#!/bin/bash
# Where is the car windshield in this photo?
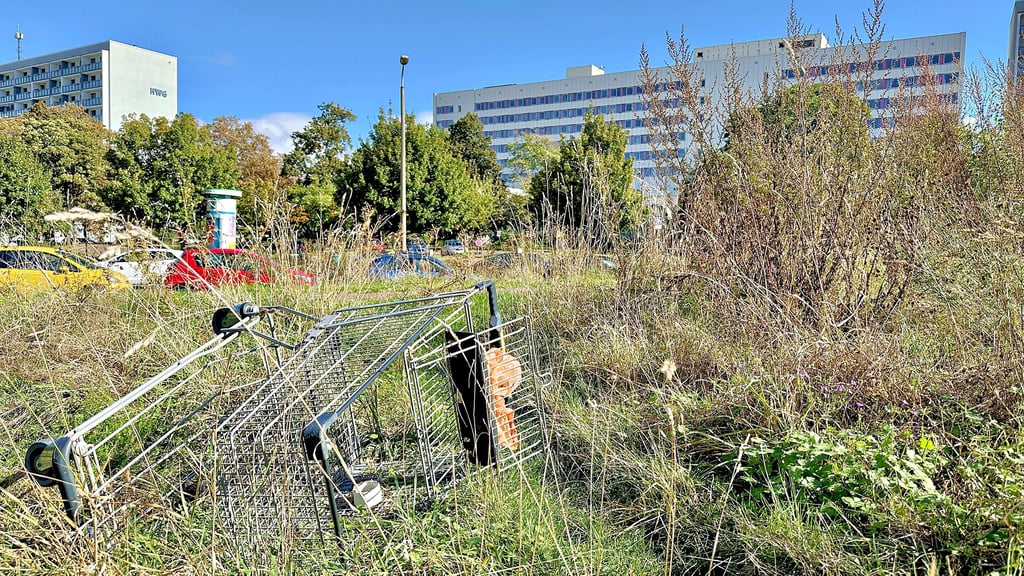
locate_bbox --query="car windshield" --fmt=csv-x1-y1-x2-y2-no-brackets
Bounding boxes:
205,252,276,272
57,251,96,270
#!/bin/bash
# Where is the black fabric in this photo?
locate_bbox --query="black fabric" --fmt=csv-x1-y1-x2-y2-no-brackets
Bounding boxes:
446,330,494,466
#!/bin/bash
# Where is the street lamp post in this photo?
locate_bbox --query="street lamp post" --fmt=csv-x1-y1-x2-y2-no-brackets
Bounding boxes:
400,54,409,253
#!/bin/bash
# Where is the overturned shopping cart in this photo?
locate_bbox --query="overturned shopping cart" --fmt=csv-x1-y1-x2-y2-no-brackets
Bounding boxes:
24,281,549,547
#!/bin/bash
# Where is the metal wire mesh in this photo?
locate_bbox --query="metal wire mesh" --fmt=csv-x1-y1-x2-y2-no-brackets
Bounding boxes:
26,283,550,551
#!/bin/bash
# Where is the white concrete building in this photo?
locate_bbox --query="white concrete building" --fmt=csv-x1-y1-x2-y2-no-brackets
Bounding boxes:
434,32,965,196
0,40,177,131
1012,2,1024,76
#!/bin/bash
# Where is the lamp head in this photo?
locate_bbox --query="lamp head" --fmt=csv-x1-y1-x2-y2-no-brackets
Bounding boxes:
400,55,409,66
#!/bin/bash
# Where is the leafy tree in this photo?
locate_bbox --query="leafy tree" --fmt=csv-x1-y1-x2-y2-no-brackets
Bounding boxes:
282,102,356,185
340,110,495,235
280,102,356,237
506,133,559,191
447,113,503,183
529,113,645,238
19,103,110,210
208,116,285,238
725,82,871,164
0,130,57,235
102,114,239,231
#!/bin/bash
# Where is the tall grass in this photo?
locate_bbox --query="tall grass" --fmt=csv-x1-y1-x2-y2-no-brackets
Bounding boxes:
3,4,1024,574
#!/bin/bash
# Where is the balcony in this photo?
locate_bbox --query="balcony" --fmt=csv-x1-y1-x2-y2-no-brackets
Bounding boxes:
0,61,101,88
79,97,102,107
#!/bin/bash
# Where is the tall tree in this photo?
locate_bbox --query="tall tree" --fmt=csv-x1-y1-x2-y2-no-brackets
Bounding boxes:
506,133,559,191
282,102,356,185
280,102,356,237
340,110,495,235
447,113,503,183
529,113,645,238
19,103,110,210
102,114,239,231
208,116,284,237
0,130,57,236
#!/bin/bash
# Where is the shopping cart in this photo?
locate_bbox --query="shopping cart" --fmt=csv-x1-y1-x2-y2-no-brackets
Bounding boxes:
24,281,550,549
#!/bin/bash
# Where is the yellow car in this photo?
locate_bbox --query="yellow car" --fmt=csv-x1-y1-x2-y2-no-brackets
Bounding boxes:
0,246,131,292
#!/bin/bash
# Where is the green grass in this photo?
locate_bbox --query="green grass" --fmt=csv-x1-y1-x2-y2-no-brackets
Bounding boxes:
0,242,1022,575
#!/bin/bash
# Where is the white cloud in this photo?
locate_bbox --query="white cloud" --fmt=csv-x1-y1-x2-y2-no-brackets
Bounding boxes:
211,53,237,67
246,112,312,154
416,110,434,126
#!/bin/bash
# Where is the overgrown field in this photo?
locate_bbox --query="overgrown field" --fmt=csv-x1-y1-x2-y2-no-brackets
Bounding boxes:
0,234,1021,575
5,10,1024,575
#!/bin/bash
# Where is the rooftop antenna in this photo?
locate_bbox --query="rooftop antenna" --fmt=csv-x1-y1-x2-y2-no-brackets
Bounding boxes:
15,26,24,61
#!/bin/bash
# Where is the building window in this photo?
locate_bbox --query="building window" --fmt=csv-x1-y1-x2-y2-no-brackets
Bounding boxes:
696,52,703,58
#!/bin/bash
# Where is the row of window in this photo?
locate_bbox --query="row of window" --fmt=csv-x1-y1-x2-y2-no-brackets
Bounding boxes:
482,117,651,140
0,61,102,88
866,86,959,110
783,52,960,79
867,72,958,91
488,130,683,152
479,100,684,126
467,81,696,113
436,105,454,114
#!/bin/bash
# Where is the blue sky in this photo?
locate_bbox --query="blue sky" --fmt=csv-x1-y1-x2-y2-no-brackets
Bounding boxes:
3,1,1015,151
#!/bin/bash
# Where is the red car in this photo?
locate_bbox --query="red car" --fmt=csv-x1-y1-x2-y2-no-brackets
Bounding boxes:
164,248,315,289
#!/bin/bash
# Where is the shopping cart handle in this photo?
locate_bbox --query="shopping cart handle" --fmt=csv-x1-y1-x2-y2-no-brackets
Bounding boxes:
473,280,502,331
301,412,338,462
24,437,81,525
212,302,261,335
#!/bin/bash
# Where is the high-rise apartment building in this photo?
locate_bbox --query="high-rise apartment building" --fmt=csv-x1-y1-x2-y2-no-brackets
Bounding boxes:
434,32,965,195
1012,2,1024,76
0,40,177,131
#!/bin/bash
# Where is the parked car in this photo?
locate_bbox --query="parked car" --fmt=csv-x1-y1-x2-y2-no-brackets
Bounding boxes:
406,237,431,256
441,239,465,255
97,247,183,286
165,248,315,289
369,253,453,279
473,252,553,277
0,246,130,292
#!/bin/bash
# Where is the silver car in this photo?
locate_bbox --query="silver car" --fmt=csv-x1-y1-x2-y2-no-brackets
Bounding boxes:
441,239,465,255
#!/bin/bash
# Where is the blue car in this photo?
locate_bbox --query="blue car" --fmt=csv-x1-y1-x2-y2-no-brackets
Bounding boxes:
406,237,430,255
369,253,453,279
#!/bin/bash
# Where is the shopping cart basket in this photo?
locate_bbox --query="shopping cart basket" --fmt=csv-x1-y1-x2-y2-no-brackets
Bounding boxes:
24,281,549,548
